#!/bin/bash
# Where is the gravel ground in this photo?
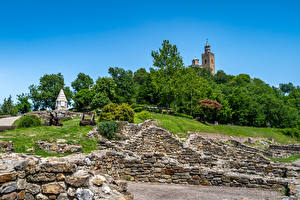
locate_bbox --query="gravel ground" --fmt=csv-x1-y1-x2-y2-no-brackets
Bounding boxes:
128,182,284,200
0,116,20,126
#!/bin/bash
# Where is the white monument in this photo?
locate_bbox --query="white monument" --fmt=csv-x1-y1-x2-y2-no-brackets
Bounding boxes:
55,89,68,110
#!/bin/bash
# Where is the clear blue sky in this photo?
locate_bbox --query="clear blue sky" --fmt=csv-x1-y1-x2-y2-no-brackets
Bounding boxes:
0,0,299,102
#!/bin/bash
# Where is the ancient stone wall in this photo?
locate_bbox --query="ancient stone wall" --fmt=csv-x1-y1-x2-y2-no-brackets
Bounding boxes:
97,120,300,198
0,153,132,200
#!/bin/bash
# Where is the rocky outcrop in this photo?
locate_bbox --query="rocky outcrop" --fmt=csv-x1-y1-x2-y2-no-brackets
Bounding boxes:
0,153,133,200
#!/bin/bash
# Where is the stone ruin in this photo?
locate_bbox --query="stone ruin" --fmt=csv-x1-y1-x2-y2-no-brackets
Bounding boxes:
0,119,299,199
98,120,300,199
0,153,132,200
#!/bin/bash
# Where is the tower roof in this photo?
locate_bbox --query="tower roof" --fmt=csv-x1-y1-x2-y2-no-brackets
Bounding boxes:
205,39,209,47
56,89,67,102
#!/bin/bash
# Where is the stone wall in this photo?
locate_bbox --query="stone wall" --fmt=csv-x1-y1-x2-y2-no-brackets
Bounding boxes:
0,153,132,200
97,120,300,198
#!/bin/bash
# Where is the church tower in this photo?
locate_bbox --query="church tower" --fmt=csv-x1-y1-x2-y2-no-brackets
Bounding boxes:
201,40,215,75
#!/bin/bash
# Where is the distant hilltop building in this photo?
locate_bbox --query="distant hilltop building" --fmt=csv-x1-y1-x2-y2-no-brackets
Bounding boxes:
192,40,215,75
55,89,68,110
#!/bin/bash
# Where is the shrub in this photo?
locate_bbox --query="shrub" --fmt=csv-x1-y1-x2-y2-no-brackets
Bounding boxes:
162,110,168,114
99,103,135,123
174,112,194,119
133,106,144,113
280,128,300,141
17,115,41,128
136,111,153,121
97,121,119,139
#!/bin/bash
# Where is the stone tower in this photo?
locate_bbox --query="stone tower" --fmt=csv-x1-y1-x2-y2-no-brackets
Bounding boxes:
55,89,68,110
192,57,200,66
201,40,215,75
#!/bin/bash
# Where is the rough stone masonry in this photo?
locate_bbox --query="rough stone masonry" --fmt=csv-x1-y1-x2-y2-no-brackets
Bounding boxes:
0,120,299,199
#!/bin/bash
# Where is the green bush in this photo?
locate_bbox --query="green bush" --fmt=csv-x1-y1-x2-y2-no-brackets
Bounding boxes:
133,106,144,113
280,128,300,141
136,111,153,121
174,112,194,119
99,103,135,123
162,110,168,114
97,121,119,139
17,115,41,128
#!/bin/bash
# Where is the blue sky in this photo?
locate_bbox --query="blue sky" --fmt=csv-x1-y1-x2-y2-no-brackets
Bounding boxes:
0,0,299,102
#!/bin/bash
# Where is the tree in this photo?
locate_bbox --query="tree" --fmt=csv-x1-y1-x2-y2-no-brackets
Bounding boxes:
133,68,148,86
108,67,134,103
279,82,295,94
93,77,117,102
71,73,94,93
29,73,72,110
151,40,184,107
213,70,230,84
197,99,223,122
16,93,31,114
0,96,18,116
91,93,110,109
72,89,95,111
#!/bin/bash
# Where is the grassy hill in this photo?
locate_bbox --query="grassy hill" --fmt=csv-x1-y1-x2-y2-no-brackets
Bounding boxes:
0,113,298,157
0,119,97,156
135,113,299,144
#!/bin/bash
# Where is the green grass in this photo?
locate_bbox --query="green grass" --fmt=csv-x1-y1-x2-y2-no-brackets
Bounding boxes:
269,155,300,163
0,119,97,157
135,113,299,144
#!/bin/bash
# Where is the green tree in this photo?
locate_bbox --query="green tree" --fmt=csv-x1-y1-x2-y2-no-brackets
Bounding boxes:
29,73,72,110
93,77,117,102
0,96,18,116
279,82,295,94
91,92,110,109
108,67,134,103
213,70,230,84
16,93,32,114
151,40,184,107
72,89,95,111
71,73,94,93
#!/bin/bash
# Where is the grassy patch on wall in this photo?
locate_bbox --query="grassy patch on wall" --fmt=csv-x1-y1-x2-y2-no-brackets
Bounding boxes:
269,155,300,163
0,119,97,156
135,113,299,144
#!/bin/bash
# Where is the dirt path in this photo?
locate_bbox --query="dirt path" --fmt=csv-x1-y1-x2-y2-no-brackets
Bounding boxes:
0,116,20,126
128,182,284,200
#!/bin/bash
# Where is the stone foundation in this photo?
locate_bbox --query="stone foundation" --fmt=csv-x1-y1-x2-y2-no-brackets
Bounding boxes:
0,153,132,200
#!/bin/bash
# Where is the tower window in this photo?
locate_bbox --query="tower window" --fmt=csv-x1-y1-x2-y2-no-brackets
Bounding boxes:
205,59,207,64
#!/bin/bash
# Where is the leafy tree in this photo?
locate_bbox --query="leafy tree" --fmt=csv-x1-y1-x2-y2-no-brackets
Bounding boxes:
197,99,223,122
29,73,72,110
133,68,148,86
16,93,31,114
108,67,134,103
91,93,110,109
72,89,95,111
213,70,230,84
279,82,295,94
71,73,94,93
0,96,18,116
134,68,158,105
93,77,117,102
151,40,184,107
